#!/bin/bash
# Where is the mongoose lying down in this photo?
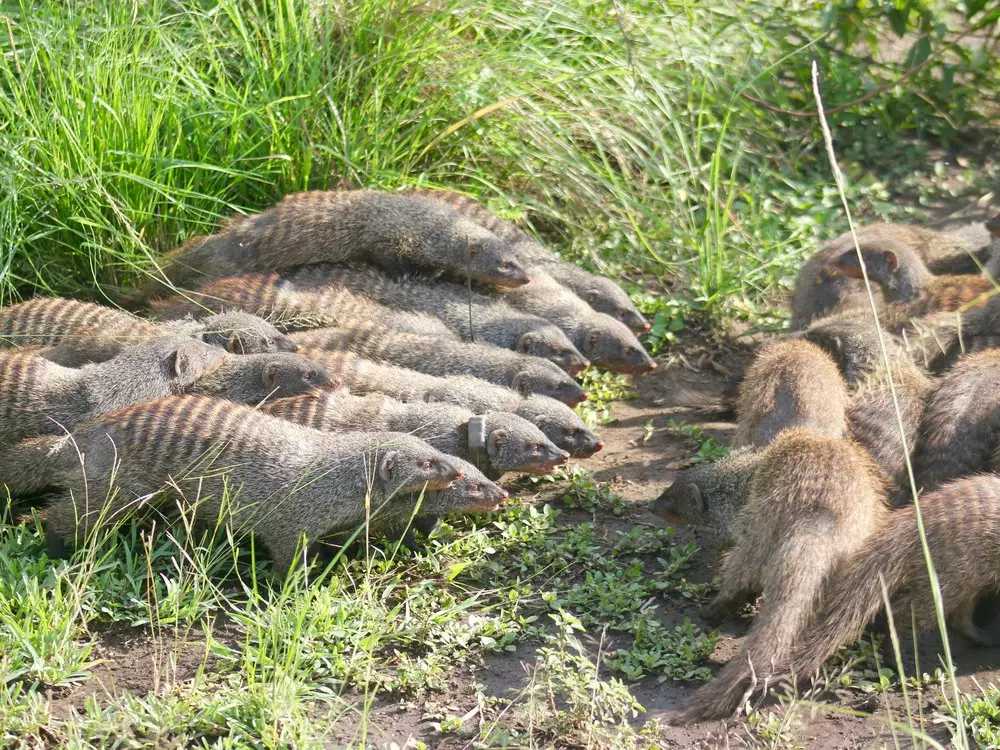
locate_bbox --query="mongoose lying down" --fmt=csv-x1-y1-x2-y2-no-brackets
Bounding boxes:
163,264,589,374
8,396,475,575
494,270,656,374
263,391,569,477
912,349,1000,492
298,347,603,458
734,339,848,448
191,353,342,404
798,311,910,385
0,337,225,446
403,189,650,333
0,298,297,364
790,222,996,329
145,271,458,341
656,428,891,724
289,323,587,406
138,190,530,295
770,474,1000,702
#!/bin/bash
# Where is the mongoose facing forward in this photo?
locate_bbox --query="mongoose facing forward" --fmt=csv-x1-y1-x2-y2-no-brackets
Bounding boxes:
140,190,529,295
170,264,589,374
145,272,458,341
403,189,650,333
0,337,225,446
290,323,587,405
495,270,656,374
28,396,470,574
778,474,1000,694
0,298,297,364
263,390,569,477
734,339,848,448
191,353,342,404
298,348,603,458
670,428,890,724
912,349,1000,491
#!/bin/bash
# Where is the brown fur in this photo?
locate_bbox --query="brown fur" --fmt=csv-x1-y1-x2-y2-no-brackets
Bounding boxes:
734,339,848,448
672,428,890,723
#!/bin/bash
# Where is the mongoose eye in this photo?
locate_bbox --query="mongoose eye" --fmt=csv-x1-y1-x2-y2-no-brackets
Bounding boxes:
469,484,482,494
265,338,274,349
531,444,542,454
422,460,434,471
304,371,314,381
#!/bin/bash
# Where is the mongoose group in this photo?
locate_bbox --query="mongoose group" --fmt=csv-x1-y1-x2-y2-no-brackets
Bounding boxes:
653,216,1000,723
0,188,654,575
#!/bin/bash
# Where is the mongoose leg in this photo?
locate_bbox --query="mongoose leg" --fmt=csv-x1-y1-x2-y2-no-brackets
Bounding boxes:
701,588,756,625
412,514,440,537
950,599,1000,647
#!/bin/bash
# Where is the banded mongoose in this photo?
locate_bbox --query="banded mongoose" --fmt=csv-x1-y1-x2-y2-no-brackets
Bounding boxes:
298,348,603,458
668,428,891,724
190,353,342,404
139,190,529,295
145,271,458,341
0,337,225,447
0,298,297,363
290,323,587,406
734,339,848,448
21,396,472,574
157,264,589,374
846,361,931,503
790,222,996,329
403,189,650,333
494,270,656,374
263,391,569,477
777,474,1000,695
911,349,1000,491
801,312,916,384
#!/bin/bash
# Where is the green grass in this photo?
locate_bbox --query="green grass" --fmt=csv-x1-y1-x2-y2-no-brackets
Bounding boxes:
1,0,999,745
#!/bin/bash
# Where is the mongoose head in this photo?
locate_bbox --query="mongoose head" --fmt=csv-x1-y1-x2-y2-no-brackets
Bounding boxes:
650,447,759,533
800,314,901,385
199,311,300,355
511,361,586,405
260,354,342,397
456,219,530,289
109,336,226,393
515,395,603,457
426,467,509,514
580,278,650,334
832,239,932,303
988,215,1000,240
482,412,570,474
575,316,656,374
516,329,590,376
374,433,465,494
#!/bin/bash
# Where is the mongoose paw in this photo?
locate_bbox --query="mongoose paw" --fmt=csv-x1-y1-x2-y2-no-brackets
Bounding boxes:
700,599,735,626
45,534,70,560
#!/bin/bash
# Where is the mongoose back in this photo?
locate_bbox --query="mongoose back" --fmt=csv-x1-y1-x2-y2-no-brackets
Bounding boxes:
298,347,602,457
21,396,471,575
191,353,342,404
263,391,569,476
494,270,656,374
734,339,848,448
290,323,586,405
912,349,1000,491
145,272,458,341
158,264,588,374
403,189,650,333
140,190,529,294
0,298,297,363
669,428,891,723
790,223,996,329
779,474,1000,692
801,312,911,384
847,360,931,503
0,336,225,446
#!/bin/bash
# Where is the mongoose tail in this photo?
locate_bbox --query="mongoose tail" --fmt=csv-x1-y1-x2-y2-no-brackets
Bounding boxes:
735,339,848,448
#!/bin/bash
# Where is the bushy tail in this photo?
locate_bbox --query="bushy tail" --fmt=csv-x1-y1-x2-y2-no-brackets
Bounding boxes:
782,526,914,684
672,378,741,418
674,531,840,723
0,436,67,497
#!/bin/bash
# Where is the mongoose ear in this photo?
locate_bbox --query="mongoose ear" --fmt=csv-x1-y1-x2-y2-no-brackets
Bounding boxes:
587,330,599,351
516,332,536,354
378,450,399,483
512,372,530,395
263,362,279,388
226,332,247,355
487,429,508,457
171,348,196,382
835,248,898,278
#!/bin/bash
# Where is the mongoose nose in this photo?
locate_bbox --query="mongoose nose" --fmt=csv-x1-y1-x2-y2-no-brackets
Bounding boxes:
580,392,588,401
500,489,510,499
647,361,658,371
642,323,651,332
594,442,605,452
454,471,464,480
